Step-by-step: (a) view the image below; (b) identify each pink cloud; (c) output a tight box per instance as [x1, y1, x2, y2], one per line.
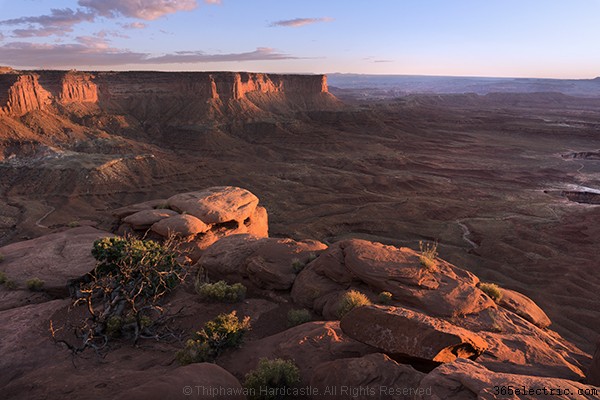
[270, 17, 334, 28]
[77, 0, 197, 20]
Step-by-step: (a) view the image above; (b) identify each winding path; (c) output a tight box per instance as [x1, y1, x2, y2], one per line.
[35, 206, 55, 229]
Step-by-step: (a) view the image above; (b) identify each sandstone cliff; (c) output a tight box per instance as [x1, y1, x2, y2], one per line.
[0, 70, 335, 119]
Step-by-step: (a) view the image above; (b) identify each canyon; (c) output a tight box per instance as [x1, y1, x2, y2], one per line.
[0, 68, 599, 398]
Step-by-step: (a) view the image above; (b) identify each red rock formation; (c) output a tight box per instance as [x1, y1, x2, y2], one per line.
[0, 69, 335, 119]
[0, 74, 51, 116]
[59, 72, 98, 104]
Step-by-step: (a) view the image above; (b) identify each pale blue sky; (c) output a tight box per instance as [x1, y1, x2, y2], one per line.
[0, 0, 599, 78]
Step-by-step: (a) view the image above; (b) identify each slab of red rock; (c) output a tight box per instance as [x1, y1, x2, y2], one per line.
[218, 321, 376, 384]
[588, 338, 600, 386]
[122, 209, 178, 230]
[0, 299, 72, 388]
[340, 305, 487, 363]
[291, 239, 494, 319]
[113, 363, 246, 400]
[167, 187, 259, 224]
[151, 214, 210, 237]
[418, 358, 600, 399]
[310, 353, 425, 400]
[498, 288, 551, 328]
[198, 234, 327, 290]
[0, 226, 111, 297]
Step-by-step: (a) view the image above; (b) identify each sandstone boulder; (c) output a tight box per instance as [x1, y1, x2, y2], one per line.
[218, 321, 376, 384]
[122, 209, 178, 230]
[0, 227, 111, 297]
[167, 186, 258, 224]
[113, 363, 246, 400]
[291, 239, 494, 319]
[418, 358, 600, 399]
[310, 353, 425, 400]
[198, 234, 327, 290]
[113, 187, 269, 261]
[498, 288, 551, 328]
[340, 305, 487, 363]
[151, 214, 210, 237]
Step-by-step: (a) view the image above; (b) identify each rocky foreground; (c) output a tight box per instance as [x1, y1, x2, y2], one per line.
[0, 186, 598, 399]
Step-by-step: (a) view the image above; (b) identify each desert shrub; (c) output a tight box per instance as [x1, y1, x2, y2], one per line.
[337, 290, 372, 319]
[291, 258, 305, 274]
[287, 308, 312, 327]
[4, 280, 17, 289]
[480, 282, 503, 302]
[176, 311, 251, 365]
[0, 253, 4, 263]
[307, 252, 318, 263]
[419, 240, 438, 272]
[196, 280, 246, 303]
[244, 358, 300, 400]
[0, 271, 6, 284]
[65, 235, 185, 350]
[378, 291, 393, 304]
[67, 221, 80, 228]
[26, 277, 45, 291]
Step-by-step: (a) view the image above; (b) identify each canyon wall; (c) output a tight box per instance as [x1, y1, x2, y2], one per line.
[0, 70, 333, 118]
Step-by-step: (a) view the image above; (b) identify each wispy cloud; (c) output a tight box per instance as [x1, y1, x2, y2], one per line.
[0, 8, 95, 38]
[121, 22, 147, 29]
[0, 1, 197, 38]
[77, 0, 198, 20]
[204, 0, 222, 4]
[270, 17, 333, 28]
[0, 42, 297, 68]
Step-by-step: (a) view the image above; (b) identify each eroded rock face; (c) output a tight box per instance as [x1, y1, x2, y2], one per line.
[340, 305, 488, 363]
[0, 226, 112, 299]
[310, 353, 425, 400]
[291, 239, 495, 319]
[113, 363, 245, 400]
[114, 187, 269, 261]
[198, 233, 327, 290]
[418, 358, 600, 400]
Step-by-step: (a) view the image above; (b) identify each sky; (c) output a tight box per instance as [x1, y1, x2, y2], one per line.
[0, 0, 599, 78]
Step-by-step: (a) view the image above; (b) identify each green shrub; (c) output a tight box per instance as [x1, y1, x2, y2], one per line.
[196, 280, 246, 303]
[68, 235, 185, 346]
[176, 311, 251, 365]
[480, 282, 503, 302]
[244, 358, 300, 400]
[419, 241, 438, 272]
[0, 271, 6, 284]
[378, 291, 393, 304]
[291, 258, 305, 274]
[4, 280, 17, 290]
[26, 278, 45, 291]
[287, 309, 312, 327]
[337, 290, 372, 319]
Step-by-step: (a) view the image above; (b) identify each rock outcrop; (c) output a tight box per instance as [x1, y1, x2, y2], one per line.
[291, 239, 494, 319]
[587, 338, 600, 386]
[340, 305, 488, 363]
[198, 233, 327, 290]
[114, 187, 268, 261]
